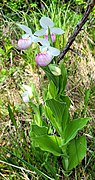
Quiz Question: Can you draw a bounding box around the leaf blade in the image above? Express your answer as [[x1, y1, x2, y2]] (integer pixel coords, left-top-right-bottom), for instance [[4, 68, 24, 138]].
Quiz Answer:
[[63, 117, 91, 145], [67, 136, 87, 170]]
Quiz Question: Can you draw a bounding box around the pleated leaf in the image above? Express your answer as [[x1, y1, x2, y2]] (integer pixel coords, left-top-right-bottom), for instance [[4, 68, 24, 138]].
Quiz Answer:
[[63, 117, 91, 145], [67, 135, 87, 170]]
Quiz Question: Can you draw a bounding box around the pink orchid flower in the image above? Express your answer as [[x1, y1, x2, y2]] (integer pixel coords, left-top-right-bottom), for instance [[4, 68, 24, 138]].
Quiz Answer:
[[17, 23, 47, 50], [35, 40, 60, 66]]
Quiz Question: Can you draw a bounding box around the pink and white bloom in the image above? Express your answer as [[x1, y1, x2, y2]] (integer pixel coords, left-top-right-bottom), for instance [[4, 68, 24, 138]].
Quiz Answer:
[[34, 17, 64, 42], [22, 84, 33, 103], [17, 23, 47, 50], [35, 41, 60, 66]]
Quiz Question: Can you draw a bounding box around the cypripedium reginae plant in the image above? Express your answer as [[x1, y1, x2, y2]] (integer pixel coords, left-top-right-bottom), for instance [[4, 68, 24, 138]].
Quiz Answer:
[[17, 16, 91, 176]]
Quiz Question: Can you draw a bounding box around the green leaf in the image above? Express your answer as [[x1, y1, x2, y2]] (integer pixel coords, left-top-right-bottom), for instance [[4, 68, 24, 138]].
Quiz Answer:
[[46, 99, 66, 122], [30, 124, 62, 156], [59, 62, 67, 94], [82, 89, 91, 116], [59, 95, 71, 109], [62, 106, 70, 135], [42, 66, 59, 88], [29, 101, 38, 112], [32, 135, 62, 156], [45, 106, 61, 135], [67, 136, 87, 170], [84, 89, 90, 106], [5, 44, 13, 54], [63, 117, 91, 145], [8, 104, 18, 128], [30, 124, 48, 136], [48, 80, 58, 99], [0, 48, 4, 55], [56, 95, 70, 134], [42, 64, 67, 94], [29, 102, 43, 126], [46, 99, 66, 132]]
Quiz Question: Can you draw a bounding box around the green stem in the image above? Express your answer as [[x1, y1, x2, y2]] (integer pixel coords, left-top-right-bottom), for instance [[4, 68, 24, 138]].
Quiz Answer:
[[62, 145, 69, 171]]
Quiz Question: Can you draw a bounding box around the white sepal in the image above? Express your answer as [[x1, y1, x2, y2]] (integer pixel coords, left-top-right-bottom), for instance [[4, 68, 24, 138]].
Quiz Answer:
[[34, 29, 46, 36], [22, 84, 32, 94], [49, 46, 60, 56], [51, 27, 64, 34], [22, 91, 29, 103], [17, 23, 32, 35], [40, 46, 48, 52], [40, 16, 54, 29]]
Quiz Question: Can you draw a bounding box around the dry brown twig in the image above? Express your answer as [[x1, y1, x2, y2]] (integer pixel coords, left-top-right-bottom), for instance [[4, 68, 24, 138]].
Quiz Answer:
[[57, 0, 95, 63]]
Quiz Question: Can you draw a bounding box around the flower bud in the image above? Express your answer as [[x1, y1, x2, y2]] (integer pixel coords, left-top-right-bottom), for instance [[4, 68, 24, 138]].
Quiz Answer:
[[48, 64, 61, 76]]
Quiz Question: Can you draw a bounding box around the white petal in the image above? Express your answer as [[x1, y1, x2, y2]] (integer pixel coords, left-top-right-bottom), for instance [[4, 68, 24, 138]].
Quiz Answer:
[[22, 84, 32, 95], [40, 46, 48, 52], [32, 35, 40, 43], [51, 27, 64, 34], [22, 91, 29, 103], [22, 34, 30, 39], [32, 36, 49, 46], [38, 38, 50, 46], [34, 29, 46, 36], [49, 47, 60, 56], [17, 23, 32, 35], [40, 17, 54, 29]]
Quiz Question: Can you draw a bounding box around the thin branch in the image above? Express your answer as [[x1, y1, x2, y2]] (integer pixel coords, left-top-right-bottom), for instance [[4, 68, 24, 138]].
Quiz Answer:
[[69, 48, 83, 57], [58, 0, 95, 63]]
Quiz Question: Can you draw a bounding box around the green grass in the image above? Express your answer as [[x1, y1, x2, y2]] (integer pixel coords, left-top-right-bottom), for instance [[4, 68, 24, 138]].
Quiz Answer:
[[0, 0, 95, 179]]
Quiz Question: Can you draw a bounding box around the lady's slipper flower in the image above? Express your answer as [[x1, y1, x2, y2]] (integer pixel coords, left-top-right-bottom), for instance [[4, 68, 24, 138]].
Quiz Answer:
[[35, 41, 60, 66], [34, 16, 64, 42], [22, 84, 33, 103], [18, 34, 32, 50], [17, 23, 47, 50], [36, 51, 53, 66]]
